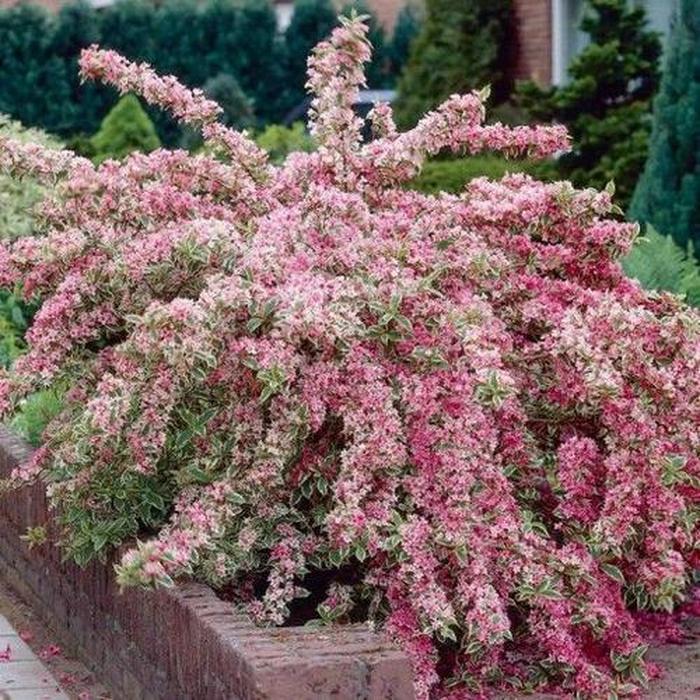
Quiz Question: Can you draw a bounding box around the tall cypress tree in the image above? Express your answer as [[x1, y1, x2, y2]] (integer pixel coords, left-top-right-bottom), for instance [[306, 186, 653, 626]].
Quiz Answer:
[[281, 0, 337, 117], [340, 1, 388, 88], [387, 3, 422, 81], [519, 0, 661, 208], [0, 4, 73, 134], [630, 0, 700, 249], [393, 0, 514, 129]]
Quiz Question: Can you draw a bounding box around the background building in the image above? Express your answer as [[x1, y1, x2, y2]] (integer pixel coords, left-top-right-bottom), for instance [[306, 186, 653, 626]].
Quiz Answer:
[[515, 0, 678, 84]]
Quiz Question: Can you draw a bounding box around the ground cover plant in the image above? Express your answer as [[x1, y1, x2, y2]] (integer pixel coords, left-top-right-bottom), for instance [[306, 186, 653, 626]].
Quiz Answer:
[[0, 16, 698, 700], [622, 225, 700, 308]]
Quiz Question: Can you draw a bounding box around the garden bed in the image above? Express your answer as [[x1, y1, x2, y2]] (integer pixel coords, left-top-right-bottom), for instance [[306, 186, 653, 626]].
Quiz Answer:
[[0, 425, 414, 700]]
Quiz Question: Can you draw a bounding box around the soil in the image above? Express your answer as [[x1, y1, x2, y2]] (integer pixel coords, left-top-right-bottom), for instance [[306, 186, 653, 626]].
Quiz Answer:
[[643, 616, 700, 699], [512, 616, 700, 699]]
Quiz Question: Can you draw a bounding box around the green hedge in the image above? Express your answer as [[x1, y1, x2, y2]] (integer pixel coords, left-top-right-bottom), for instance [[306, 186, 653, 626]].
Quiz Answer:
[[409, 155, 554, 195], [0, 0, 416, 143]]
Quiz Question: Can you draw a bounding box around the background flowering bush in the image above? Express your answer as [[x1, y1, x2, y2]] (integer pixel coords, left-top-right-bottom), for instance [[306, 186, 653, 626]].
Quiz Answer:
[[0, 16, 698, 700]]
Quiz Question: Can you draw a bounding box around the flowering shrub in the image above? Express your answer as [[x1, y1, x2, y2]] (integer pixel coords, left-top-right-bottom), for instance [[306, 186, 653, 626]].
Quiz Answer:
[[0, 113, 62, 241], [0, 16, 699, 699]]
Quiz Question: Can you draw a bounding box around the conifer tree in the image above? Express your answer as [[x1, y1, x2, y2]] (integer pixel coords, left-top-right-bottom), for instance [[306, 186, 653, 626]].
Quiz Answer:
[[387, 3, 422, 80], [393, 0, 514, 128], [0, 4, 74, 134], [630, 0, 700, 249], [519, 0, 661, 207], [90, 94, 161, 163], [282, 0, 337, 115]]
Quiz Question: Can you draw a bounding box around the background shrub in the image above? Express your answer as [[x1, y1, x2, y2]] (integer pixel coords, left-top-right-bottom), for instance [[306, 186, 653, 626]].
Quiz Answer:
[[0, 115, 56, 384], [0, 291, 26, 370], [90, 94, 161, 163], [255, 122, 314, 164], [10, 385, 66, 446], [203, 73, 256, 131], [0, 114, 62, 240], [408, 155, 554, 195]]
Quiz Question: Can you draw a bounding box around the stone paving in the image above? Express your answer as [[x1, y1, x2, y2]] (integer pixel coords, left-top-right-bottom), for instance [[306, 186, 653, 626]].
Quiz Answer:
[[0, 615, 67, 700]]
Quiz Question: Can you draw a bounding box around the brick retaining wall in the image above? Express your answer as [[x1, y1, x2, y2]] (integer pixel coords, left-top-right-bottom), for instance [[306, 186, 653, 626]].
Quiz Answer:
[[0, 425, 414, 699]]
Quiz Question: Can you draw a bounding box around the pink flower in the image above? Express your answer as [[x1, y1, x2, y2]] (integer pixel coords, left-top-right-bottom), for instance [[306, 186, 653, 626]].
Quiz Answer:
[[0, 14, 697, 700]]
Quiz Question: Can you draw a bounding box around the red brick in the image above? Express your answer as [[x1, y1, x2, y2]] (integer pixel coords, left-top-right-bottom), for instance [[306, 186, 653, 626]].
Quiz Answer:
[[513, 0, 552, 85], [0, 426, 415, 699]]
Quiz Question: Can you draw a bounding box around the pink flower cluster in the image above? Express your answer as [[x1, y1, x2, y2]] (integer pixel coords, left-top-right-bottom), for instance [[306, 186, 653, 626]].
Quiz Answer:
[[1, 16, 698, 699]]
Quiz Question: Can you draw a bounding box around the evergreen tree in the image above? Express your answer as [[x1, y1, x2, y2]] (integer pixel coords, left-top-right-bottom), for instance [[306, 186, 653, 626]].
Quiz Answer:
[[0, 4, 73, 134], [230, 0, 284, 124], [393, 0, 514, 129], [204, 73, 255, 130], [387, 2, 422, 81], [282, 0, 337, 116], [179, 73, 255, 151], [341, 1, 388, 88], [152, 0, 206, 87], [630, 0, 700, 249], [52, 2, 105, 135], [99, 0, 157, 65], [519, 0, 661, 208], [90, 94, 161, 163]]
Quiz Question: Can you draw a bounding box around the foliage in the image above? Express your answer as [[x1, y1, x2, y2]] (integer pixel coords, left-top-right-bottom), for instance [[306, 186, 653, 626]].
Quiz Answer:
[[630, 0, 700, 250], [387, 2, 422, 79], [203, 73, 255, 132], [90, 94, 161, 164], [622, 225, 700, 306], [255, 122, 314, 164], [10, 385, 66, 447], [0, 291, 24, 370], [409, 155, 552, 195], [281, 0, 338, 118], [0, 18, 698, 700], [519, 0, 661, 209], [0, 114, 62, 240], [394, 0, 514, 128]]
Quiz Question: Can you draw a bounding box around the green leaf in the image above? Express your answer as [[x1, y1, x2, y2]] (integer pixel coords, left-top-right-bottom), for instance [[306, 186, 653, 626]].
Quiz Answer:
[[601, 563, 626, 585]]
